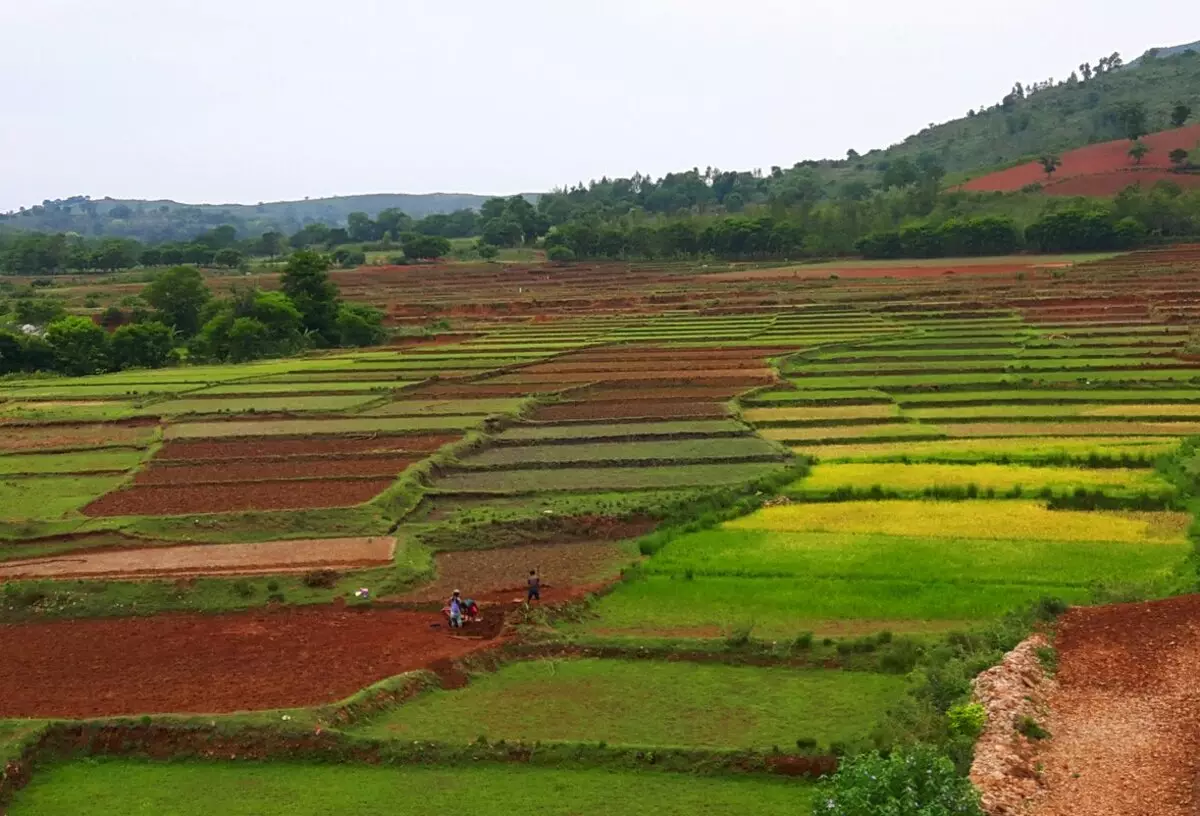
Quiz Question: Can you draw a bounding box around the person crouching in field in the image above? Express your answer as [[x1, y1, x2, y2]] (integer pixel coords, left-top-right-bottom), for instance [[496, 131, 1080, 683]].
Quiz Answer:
[[527, 569, 540, 603]]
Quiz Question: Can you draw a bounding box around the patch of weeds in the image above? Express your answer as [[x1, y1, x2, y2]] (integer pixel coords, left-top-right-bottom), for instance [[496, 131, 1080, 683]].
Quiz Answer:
[[1017, 715, 1050, 741], [724, 624, 754, 650], [791, 631, 814, 651], [231, 580, 256, 599], [302, 569, 340, 589], [1035, 645, 1058, 675], [947, 702, 987, 738]]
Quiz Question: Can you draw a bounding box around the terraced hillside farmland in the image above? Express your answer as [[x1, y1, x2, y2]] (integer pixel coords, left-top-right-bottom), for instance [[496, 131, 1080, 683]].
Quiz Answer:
[[4, 246, 1200, 815]]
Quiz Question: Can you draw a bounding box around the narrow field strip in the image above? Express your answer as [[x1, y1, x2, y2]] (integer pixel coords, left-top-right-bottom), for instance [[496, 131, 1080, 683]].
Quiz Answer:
[[164, 416, 486, 440], [134, 454, 418, 484], [353, 658, 905, 749], [790, 462, 1172, 496], [459, 437, 783, 467], [530, 401, 730, 421], [793, 436, 1179, 463], [365, 398, 529, 416], [82, 477, 396, 516], [499, 419, 748, 442], [742, 405, 898, 423], [940, 421, 1200, 437], [0, 424, 158, 454], [906, 404, 1200, 421], [895, 389, 1200, 406], [156, 433, 459, 460], [757, 423, 942, 443], [142, 395, 381, 415], [434, 462, 786, 493], [0, 475, 130, 519], [0, 449, 146, 475], [191, 381, 417, 395], [0, 401, 139, 423]]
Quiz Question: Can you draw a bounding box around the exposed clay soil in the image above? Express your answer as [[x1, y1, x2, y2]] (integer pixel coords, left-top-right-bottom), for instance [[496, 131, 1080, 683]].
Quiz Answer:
[[400, 540, 633, 603], [0, 424, 153, 453], [0, 537, 396, 580], [529, 401, 730, 421], [1031, 594, 1200, 816], [82, 477, 394, 516], [156, 434, 457, 460], [0, 606, 497, 717], [134, 455, 417, 485]]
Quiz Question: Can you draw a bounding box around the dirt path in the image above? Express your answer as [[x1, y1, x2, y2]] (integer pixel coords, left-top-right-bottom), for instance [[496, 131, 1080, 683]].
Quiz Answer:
[[1032, 594, 1200, 816], [0, 606, 495, 718], [0, 537, 396, 580]]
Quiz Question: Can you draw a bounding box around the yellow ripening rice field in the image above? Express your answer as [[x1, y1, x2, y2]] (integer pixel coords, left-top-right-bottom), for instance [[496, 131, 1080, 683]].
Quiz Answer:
[[794, 463, 1172, 494], [759, 423, 940, 442], [791, 437, 1179, 462], [725, 501, 1192, 543], [941, 421, 1200, 437], [741, 405, 897, 423]]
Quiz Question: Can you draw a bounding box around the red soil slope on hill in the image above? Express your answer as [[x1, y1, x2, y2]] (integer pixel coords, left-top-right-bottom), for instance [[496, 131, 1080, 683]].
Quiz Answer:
[[963, 124, 1200, 196]]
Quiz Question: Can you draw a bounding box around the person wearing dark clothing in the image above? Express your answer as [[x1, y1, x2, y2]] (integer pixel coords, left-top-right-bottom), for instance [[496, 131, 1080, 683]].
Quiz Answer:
[[527, 569, 540, 602]]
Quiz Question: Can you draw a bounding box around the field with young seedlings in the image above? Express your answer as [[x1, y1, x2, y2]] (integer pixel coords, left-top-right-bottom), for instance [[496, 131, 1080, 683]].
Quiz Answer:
[[4, 247, 1200, 813]]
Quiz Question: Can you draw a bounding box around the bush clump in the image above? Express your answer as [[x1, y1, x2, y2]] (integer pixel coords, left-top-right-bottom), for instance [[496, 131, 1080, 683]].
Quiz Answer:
[[813, 746, 983, 816]]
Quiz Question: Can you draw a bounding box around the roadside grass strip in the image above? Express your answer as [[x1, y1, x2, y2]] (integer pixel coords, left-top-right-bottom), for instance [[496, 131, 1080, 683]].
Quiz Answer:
[[644, 527, 1187, 588], [499, 420, 748, 442], [742, 405, 898, 423], [353, 659, 904, 749], [793, 437, 1180, 464], [0, 450, 147, 475], [724, 501, 1191, 543], [5, 762, 814, 816], [141, 395, 381, 415], [460, 437, 784, 467], [434, 462, 788, 493], [0, 475, 128, 519], [789, 463, 1173, 498], [164, 416, 488, 439]]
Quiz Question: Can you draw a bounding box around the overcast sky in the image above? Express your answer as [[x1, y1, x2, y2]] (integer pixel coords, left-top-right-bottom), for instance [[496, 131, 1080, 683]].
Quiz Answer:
[[0, 1, 1191, 210]]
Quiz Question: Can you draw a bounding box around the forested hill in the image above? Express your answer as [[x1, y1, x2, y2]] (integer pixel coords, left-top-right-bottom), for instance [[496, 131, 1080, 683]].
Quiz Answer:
[[0, 192, 536, 244]]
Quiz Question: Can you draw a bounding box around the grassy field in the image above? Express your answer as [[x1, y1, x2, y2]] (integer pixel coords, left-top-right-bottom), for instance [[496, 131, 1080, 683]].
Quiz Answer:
[[791, 462, 1174, 496], [435, 462, 786, 493], [461, 437, 782, 467], [500, 420, 747, 441], [0, 475, 128, 519], [6, 761, 815, 815], [164, 415, 485, 439], [0, 450, 147, 475], [794, 436, 1180, 463], [353, 659, 904, 749], [142, 394, 381, 415]]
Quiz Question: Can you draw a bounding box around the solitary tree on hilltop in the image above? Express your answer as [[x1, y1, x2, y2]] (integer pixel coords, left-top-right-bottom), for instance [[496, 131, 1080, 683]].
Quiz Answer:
[[1080, 62, 1093, 80], [1170, 148, 1191, 170], [1039, 154, 1061, 180], [1129, 140, 1150, 165], [1172, 103, 1193, 128]]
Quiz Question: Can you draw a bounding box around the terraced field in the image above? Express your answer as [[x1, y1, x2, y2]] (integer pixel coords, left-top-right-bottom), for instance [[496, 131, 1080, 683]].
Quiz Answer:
[[4, 247, 1200, 814]]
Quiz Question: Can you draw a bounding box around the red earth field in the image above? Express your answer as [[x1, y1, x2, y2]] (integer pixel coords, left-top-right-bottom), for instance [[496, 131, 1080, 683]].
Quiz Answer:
[[0, 606, 496, 717], [963, 124, 1200, 195], [155, 433, 458, 460], [83, 477, 394, 516]]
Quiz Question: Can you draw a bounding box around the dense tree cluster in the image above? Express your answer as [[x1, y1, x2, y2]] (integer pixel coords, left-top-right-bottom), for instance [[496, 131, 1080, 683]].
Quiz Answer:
[[0, 251, 386, 376]]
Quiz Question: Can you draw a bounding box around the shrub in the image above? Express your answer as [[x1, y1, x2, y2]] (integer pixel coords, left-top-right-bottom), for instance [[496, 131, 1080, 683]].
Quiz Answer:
[[1017, 715, 1050, 740], [792, 631, 814, 650], [724, 625, 754, 650], [947, 702, 988, 738], [546, 246, 575, 264], [814, 746, 983, 816], [303, 569, 340, 589]]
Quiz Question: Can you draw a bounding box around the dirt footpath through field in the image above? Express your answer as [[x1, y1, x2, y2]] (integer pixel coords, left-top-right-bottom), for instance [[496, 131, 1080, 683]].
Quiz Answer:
[[0, 606, 497, 718], [1031, 594, 1200, 816]]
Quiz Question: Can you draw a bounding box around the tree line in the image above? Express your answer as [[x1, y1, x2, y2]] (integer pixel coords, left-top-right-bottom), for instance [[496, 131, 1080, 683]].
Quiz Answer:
[[0, 251, 385, 376]]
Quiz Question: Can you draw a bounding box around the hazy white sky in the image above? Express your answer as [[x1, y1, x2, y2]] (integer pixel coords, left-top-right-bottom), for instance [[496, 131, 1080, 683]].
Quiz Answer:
[[0, 0, 1190, 210]]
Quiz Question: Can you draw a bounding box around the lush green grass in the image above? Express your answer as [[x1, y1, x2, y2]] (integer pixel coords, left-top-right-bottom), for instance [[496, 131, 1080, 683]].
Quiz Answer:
[[744, 389, 891, 404], [461, 437, 783, 467], [906, 404, 1200, 420], [791, 462, 1173, 497], [500, 420, 747, 441], [7, 761, 815, 816], [575, 575, 1089, 638], [0, 383, 203, 398], [435, 462, 786, 493], [794, 436, 1180, 464], [789, 369, 1200, 390], [0, 475, 127, 520], [0, 450, 146, 475], [644, 529, 1188, 588], [367, 398, 529, 416], [164, 415, 485, 439], [354, 659, 902, 749], [0, 401, 139, 422], [142, 394, 381, 415], [895, 389, 1200, 405], [194, 381, 416, 395]]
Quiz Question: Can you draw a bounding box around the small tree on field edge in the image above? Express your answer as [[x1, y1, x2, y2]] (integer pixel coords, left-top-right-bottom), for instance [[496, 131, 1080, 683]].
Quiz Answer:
[[1128, 140, 1150, 165], [1170, 148, 1192, 170], [1171, 103, 1192, 128], [1039, 154, 1061, 179]]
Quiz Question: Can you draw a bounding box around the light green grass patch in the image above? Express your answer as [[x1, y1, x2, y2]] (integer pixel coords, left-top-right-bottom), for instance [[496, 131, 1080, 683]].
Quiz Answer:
[[793, 437, 1179, 463], [906, 404, 1200, 421], [0, 401, 139, 422], [0, 475, 127, 519], [6, 761, 814, 816], [500, 420, 747, 442], [164, 416, 486, 439], [0, 383, 202, 398], [0, 450, 146, 475], [895, 389, 1200, 406], [791, 462, 1172, 497], [354, 659, 903, 749], [144, 395, 380, 415], [744, 389, 891, 404], [435, 462, 786, 493], [194, 381, 415, 395]]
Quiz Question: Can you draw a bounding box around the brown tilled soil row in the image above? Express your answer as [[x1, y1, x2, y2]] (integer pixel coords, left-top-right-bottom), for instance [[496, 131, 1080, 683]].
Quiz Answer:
[[0, 606, 495, 718], [402, 383, 546, 398], [0, 424, 156, 453], [134, 455, 418, 485], [1030, 594, 1200, 816], [83, 477, 393, 516], [0, 537, 397, 581], [529, 401, 730, 421], [563, 386, 745, 401], [155, 433, 459, 460]]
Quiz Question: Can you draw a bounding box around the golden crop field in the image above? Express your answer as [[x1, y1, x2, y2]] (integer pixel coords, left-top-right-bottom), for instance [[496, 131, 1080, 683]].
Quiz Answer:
[[794, 462, 1172, 494], [742, 404, 897, 423], [792, 437, 1180, 462]]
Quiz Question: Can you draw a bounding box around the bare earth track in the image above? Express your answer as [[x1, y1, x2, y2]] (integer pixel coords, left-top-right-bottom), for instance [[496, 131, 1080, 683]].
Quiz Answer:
[[0, 606, 496, 717], [1032, 594, 1200, 816]]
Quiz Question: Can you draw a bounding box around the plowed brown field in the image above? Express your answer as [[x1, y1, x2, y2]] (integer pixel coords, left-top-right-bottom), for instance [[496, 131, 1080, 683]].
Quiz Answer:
[[83, 477, 393, 516], [156, 434, 457, 460], [134, 455, 416, 485]]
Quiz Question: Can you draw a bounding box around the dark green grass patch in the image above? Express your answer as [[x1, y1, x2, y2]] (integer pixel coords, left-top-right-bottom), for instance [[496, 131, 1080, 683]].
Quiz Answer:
[[499, 420, 748, 442], [460, 437, 784, 468], [434, 462, 788, 494]]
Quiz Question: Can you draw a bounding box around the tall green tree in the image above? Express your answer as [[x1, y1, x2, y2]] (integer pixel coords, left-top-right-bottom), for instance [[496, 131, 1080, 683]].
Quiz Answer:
[[142, 265, 211, 336], [1172, 103, 1193, 128], [336, 303, 387, 347], [280, 250, 340, 344], [45, 316, 110, 375], [109, 321, 174, 369]]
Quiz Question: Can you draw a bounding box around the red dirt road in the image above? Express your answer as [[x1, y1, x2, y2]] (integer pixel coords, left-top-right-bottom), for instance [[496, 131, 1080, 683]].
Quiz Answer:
[[0, 606, 494, 717], [1032, 594, 1200, 816]]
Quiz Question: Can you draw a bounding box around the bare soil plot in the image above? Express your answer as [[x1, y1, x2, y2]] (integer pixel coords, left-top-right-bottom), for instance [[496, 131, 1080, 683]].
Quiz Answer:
[[0, 536, 396, 580], [164, 416, 482, 439], [1031, 594, 1200, 816], [134, 455, 417, 485], [83, 477, 395, 516], [156, 434, 458, 460], [401, 540, 631, 602], [0, 606, 495, 717], [0, 423, 157, 454], [530, 401, 730, 421]]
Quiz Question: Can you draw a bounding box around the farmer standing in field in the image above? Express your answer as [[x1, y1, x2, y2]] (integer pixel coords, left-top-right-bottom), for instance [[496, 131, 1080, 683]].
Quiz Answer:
[[448, 590, 463, 629], [527, 568, 541, 603]]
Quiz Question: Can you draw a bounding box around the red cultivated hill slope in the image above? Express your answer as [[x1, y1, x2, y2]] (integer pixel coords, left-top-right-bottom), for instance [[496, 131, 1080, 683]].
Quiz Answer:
[[963, 124, 1200, 196]]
